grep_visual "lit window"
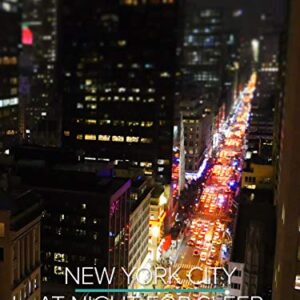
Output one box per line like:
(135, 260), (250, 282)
(295, 275), (300, 290)
(54, 253), (67, 263)
(59, 214), (64, 222)
(87, 104), (97, 110)
(63, 131), (70, 136)
(80, 217), (86, 224)
(85, 119), (97, 124)
(54, 266), (64, 276)
(160, 72), (171, 78)
(85, 95), (96, 101)
(99, 135), (110, 141)
(141, 138), (152, 144)
(112, 136), (124, 142)
(118, 40), (127, 47)
(76, 134), (83, 140)
(140, 162), (152, 167)
(0, 223), (5, 237)
(82, 203), (86, 209)
(126, 136), (139, 143)
(84, 134), (96, 141)
(77, 103), (83, 109)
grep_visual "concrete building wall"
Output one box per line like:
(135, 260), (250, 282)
(273, 0), (300, 298)
(0, 210), (41, 300)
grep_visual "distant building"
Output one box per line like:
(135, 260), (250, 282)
(182, 109), (212, 172)
(0, 189), (42, 300)
(20, 0), (59, 146)
(242, 159), (273, 190)
(0, 1), (21, 151)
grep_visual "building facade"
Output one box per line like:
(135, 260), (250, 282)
(14, 151), (131, 296)
(128, 178), (152, 274)
(20, 0), (59, 146)
(0, 1), (21, 152)
(59, 0), (180, 183)
(273, 0), (300, 298)
(0, 190), (42, 300)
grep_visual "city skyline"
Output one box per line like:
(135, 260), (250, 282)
(0, 1), (297, 300)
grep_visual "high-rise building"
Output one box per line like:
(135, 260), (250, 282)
(273, 0), (300, 298)
(180, 2), (241, 174)
(0, 1), (21, 152)
(181, 7), (225, 112)
(0, 189), (42, 300)
(20, 0), (59, 146)
(59, 0), (179, 184)
(13, 153), (131, 296)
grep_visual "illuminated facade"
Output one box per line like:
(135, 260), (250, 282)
(0, 1), (20, 151)
(20, 0), (59, 146)
(128, 178), (153, 272)
(0, 190), (42, 300)
(149, 186), (167, 261)
(59, 0), (179, 183)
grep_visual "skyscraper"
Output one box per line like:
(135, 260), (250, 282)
(273, 0), (300, 298)
(0, 1), (21, 152)
(20, 0), (59, 146)
(59, 0), (179, 183)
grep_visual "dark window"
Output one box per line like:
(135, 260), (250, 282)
(0, 248), (4, 261)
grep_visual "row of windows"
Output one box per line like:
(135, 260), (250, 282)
(0, 56), (17, 65)
(245, 176), (256, 183)
(77, 96), (157, 107)
(12, 276), (39, 300)
(122, 0), (174, 6)
(231, 283), (241, 290)
(80, 120), (154, 127)
(44, 225), (100, 240)
(84, 95), (162, 102)
(76, 134), (153, 144)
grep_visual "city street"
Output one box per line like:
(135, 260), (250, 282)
(167, 73), (257, 297)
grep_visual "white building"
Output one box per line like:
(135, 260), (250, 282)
(228, 261), (245, 297)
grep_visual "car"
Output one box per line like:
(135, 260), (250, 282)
(213, 235), (219, 241)
(193, 249), (200, 256)
(200, 251), (207, 261)
(187, 240), (195, 246)
(196, 240), (204, 248)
